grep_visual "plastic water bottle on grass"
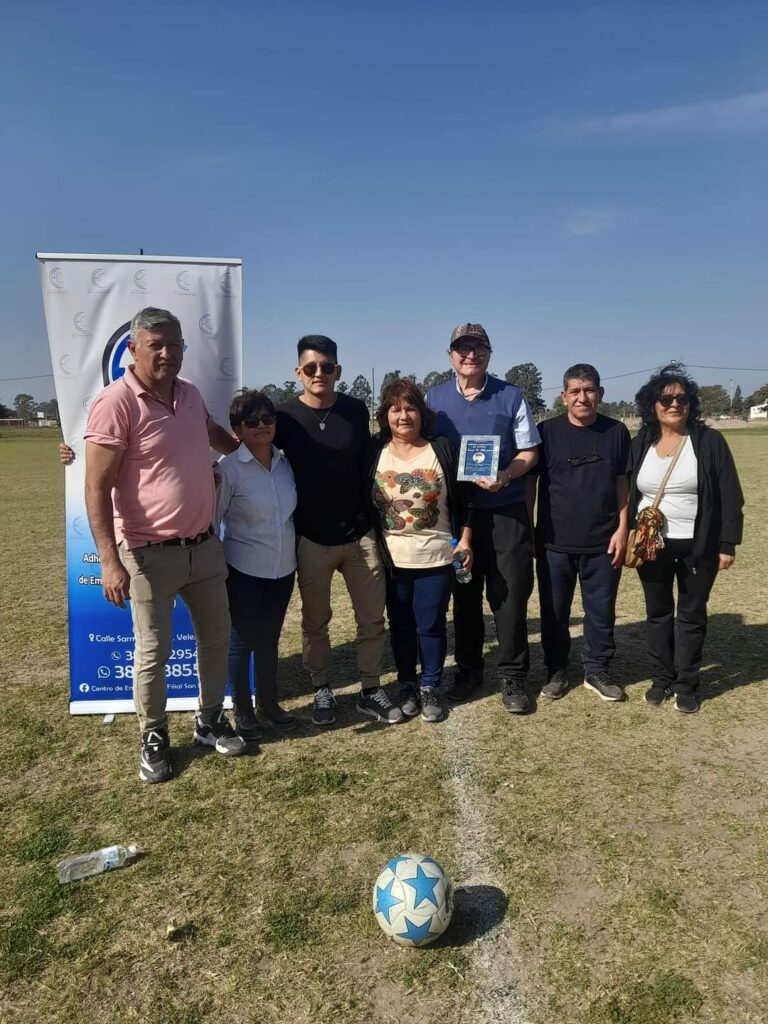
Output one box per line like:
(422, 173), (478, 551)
(450, 538), (472, 584)
(56, 843), (139, 883)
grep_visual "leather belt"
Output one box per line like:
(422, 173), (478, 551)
(145, 525), (215, 548)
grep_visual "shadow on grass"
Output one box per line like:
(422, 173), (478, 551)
(434, 883), (508, 948)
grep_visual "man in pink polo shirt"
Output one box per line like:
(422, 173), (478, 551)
(84, 306), (245, 782)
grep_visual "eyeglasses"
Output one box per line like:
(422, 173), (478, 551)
(241, 413), (276, 428)
(567, 434), (601, 467)
(657, 394), (690, 409)
(451, 343), (491, 359)
(300, 361), (337, 377)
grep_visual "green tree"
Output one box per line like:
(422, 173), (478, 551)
(336, 381), (349, 395)
(13, 393), (36, 422)
(350, 374), (372, 407)
(698, 385), (730, 418)
(731, 385), (743, 416)
(504, 363), (545, 415)
(422, 369), (452, 393)
(745, 383), (768, 410)
(37, 399), (60, 422)
(0, 401), (13, 418)
(379, 370), (401, 403)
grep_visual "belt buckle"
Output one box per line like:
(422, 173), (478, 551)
(179, 536), (190, 547)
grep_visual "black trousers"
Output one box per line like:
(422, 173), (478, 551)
(537, 549), (620, 676)
(453, 501), (533, 678)
(226, 564), (295, 711)
(637, 539), (718, 694)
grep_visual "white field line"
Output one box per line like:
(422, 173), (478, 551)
(443, 709), (531, 1024)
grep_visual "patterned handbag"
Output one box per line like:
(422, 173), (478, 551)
(625, 436), (687, 569)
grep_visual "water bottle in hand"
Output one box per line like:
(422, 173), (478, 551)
(56, 843), (139, 884)
(450, 538), (472, 584)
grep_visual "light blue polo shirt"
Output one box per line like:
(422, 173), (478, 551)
(426, 375), (540, 508)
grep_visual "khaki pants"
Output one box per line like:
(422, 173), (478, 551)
(297, 531), (385, 689)
(119, 536), (230, 733)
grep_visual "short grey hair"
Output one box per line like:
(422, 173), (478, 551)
(130, 307), (182, 345)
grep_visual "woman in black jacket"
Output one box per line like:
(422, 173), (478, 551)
(627, 366), (744, 713)
(367, 379), (473, 723)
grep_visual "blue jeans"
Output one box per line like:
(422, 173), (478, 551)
(226, 564), (295, 711)
(386, 565), (453, 690)
(537, 549), (620, 676)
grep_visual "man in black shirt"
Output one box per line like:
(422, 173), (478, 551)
(275, 336), (402, 727)
(532, 364), (630, 701)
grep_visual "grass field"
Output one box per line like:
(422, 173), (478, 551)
(2, 427), (767, 1024)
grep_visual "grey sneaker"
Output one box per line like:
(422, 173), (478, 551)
(583, 672), (624, 702)
(541, 669), (568, 700)
(356, 688), (404, 724)
(674, 692), (699, 714)
(420, 689), (445, 723)
(193, 710), (247, 756)
(398, 684), (421, 718)
(233, 706), (262, 742)
(311, 686), (336, 726)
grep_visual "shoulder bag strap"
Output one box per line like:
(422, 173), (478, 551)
(650, 436), (687, 509)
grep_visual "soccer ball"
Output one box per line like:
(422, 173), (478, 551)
(372, 853), (453, 947)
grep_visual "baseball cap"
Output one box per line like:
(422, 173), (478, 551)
(449, 323), (491, 349)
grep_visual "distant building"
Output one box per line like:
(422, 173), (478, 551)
(749, 403), (768, 420)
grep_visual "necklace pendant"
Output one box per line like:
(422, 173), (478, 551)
(319, 422), (326, 431)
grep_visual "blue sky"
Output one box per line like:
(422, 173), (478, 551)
(2, 0), (767, 409)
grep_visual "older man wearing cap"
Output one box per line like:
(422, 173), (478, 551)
(425, 324), (540, 713)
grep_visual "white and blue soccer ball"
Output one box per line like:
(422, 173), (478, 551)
(372, 853), (453, 947)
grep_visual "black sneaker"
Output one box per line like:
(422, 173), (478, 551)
(501, 676), (530, 714)
(541, 669), (568, 700)
(583, 672), (624, 702)
(311, 686), (337, 726)
(644, 685), (669, 707)
(233, 706), (262, 741)
(446, 665), (483, 703)
(193, 710), (247, 756)
(139, 727), (173, 783)
(356, 687), (404, 724)
(256, 702), (298, 732)
(674, 692), (699, 714)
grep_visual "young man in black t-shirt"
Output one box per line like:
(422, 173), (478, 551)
(531, 363), (630, 701)
(275, 336), (402, 727)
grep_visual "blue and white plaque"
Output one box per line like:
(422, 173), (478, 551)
(457, 435), (501, 481)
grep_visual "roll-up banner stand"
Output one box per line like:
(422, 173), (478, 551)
(36, 253), (243, 715)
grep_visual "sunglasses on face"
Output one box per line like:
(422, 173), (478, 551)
(241, 413), (276, 428)
(657, 394), (690, 409)
(451, 343), (490, 358)
(300, 361), (337, 377)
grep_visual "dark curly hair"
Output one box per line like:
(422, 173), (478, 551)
(376, 379), (435, 441)
(229, 389), (276, 429)
(634, 364), (702, 442)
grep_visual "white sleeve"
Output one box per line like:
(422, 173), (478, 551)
(513, 395), (541, 449)
(214, 458), (235, 531)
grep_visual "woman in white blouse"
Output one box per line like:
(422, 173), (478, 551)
(628, 367), (743, 715)
(216, 391), (298, 740)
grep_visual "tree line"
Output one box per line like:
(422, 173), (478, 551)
(5, 373), (768, 426)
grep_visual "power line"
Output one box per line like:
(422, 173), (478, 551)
(0, 373), (54, 382)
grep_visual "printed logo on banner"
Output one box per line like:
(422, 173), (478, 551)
(132, 269), (148, 292)
(101, 322), (133, 386)
(89, 268), (109, 292)
(73, 312), (91, 335)
(217, 270), (235, 296)
(176, 270), (195, 294)
(199, 314), (217, 337)
(219, 356), (237, 379)
(82, 395), (94, 412)
(72, 515), (88, 537)
(48, 266), (65, 291)
(58, 354), (73, 376)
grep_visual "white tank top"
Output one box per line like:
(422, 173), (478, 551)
(636, 436), (698, 539)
